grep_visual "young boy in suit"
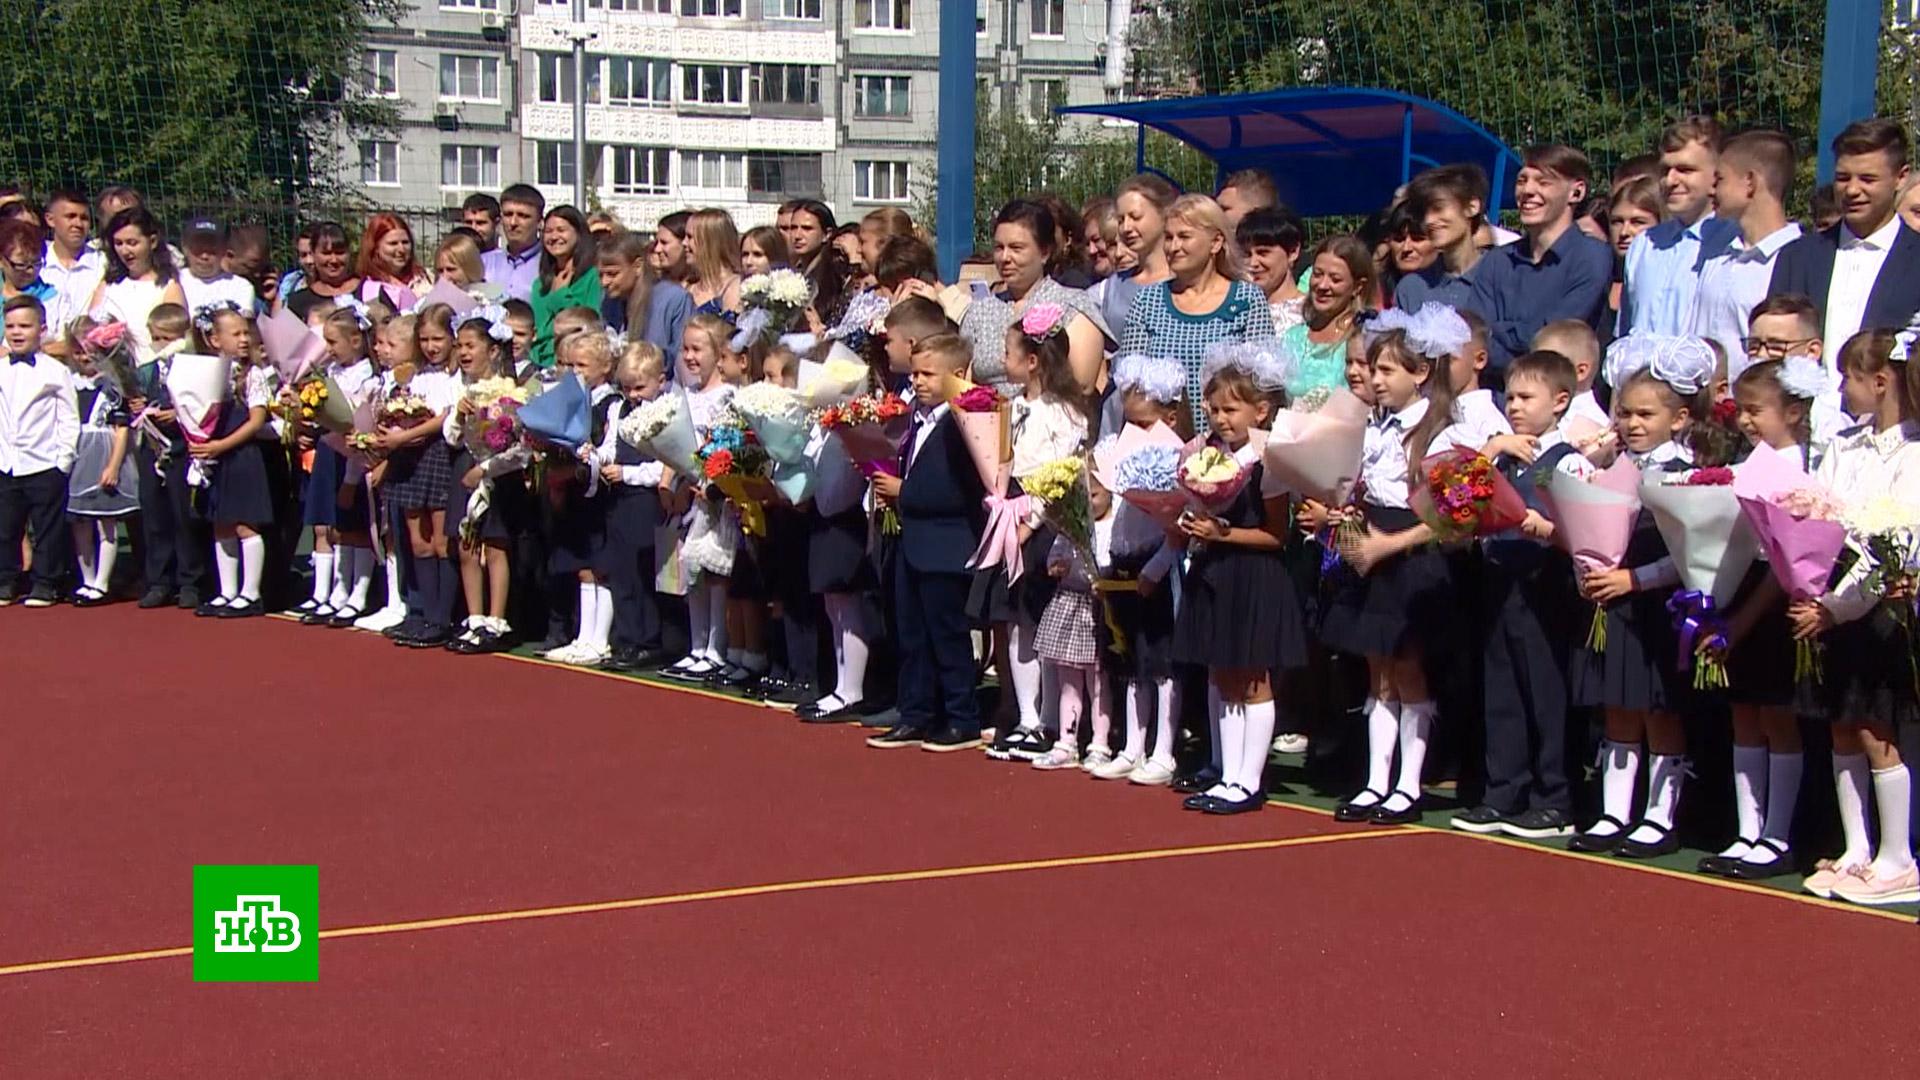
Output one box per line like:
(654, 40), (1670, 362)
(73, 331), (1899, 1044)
(0, 295), (80, 606)
(866, 332), (987, 751)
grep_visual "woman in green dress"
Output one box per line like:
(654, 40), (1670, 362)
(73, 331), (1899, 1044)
(1281, 234), (1375, 400)
(529, 206), (603, 369)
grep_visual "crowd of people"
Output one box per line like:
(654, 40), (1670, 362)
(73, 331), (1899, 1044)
(2, 113), (1918, 909)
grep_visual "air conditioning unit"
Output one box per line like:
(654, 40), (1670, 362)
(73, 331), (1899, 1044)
(433, 100), (460, 131)
(480, 11), (508, 39)
(442, 191), (467, 210)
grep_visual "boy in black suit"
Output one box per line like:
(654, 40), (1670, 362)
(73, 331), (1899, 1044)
(866, 333), (987, 752)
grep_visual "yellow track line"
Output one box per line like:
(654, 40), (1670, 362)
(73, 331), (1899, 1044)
(0, 828), (1413, 979)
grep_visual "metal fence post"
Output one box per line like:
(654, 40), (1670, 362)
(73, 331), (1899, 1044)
(1818, 0), (1883, 182)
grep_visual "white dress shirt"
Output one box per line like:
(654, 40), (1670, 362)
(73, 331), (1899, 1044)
(39, 243), (105, 340)
(1689, 222), (1802, 381)
(1442, 387), (1512, 453)
(0, 350), (80, 475)
(179, 271), (259, 318)
(1009, 394), (1088, 479)
(1359, 398), (1429, 509)
(1824, 215), (1902, 348)
(1566, 389), (1611, 433)
(1815, 420), (1920, 624)
(906, 402), (950, 474)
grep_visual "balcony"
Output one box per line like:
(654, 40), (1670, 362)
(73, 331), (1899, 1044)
(519, 14), (834, 67)
(521, 102), (833, 152)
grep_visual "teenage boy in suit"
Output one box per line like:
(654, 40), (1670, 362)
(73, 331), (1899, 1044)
(866, 332), (988, 752)
(1770, 118), (1920, 344)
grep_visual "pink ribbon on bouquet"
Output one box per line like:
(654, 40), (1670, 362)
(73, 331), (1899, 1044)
(967, 492), (1033, 584)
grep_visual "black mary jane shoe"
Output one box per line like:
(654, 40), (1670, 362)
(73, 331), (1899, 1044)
(1613, 821), (1681, 860)
(1697, 839), (1756, 878)
(1333, 789), (1389, 823)
(1566, 815), (1630, 854)
(1367, 796), (1421, 826)
(1202, 784), (1267, 816)
(325, 607), (363, 629)
(1725, 839), (1794, 880)
(1182, 788), (1229, 811)
(218, 598), (265, 618)
(1171, 769), (1220, 795)
(195, 598), (231, 618)
(300, 606), (337, 626)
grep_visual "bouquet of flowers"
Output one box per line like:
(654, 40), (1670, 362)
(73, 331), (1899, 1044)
(731, 381), (813, 464)
(376, 391), (436, 432)
(617, 390), (702, 478)
(1541, 455), (1643, 651)
(1847, 496), (1920, 611)
(1176, 440), (1255, 514)
(1092, 421), (1186, 527)
(1733, 443), (1850, 682)
(1412, 447), (1528, 542)
(948, 378), (1010, 495)
(1261, 386), (1370, 505)
(164, 353), (232, 489)
(295, 374), (355, 435)
(733, 268), (815, 352)
(80, 320), (140, 399)
(1023, 455), (1095, 565)
(796, 352), (870, 409)
(698, 404), (777, 535)
(820, 390), (912, 533)
(1642, 466), (1761, 689)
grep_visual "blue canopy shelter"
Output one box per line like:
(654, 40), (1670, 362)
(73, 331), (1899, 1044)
(1058, 87), (1520, 217)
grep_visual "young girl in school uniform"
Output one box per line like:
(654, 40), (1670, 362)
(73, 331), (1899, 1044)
(1088, 353), (1188, 786)
(541, 329), (622, 666)
(1319, 325), (1461, 825)
(64, 320), (139, 604)
(353, 314), (419, 632)
(659, 314), (738, 681)
(379, 303), (463, 647)
(296, 302), (380, 626)
(1565, 335), (1716, 857)
(1169, 348), (1304, 813)
(444, 306), (530, 655)
(981, 303), (1094, 761)
(710, 340), (774, 690)
(1030, 469), (1118, 770)
(1698, 358), (1823, 880)
(745, 344), (820, 702)
(1791, 329), (1920, 905)
(188, 301), (275, 617)
(795, 346), (885, 721)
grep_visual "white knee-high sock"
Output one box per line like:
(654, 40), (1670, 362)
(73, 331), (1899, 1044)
(1869, 764), (1915, 874)
(1122, 680), (1149, 761)
(73, 522), (99, 589)
(1087, 673), (1111, 750)
(1753, 751), (1803, 854)
(705, 581), (728, 659)
(1360, 698), (1397, 802)
(1731, 744), (1768, 843)
(1239, 699), (1276, 794)
(382, 551), (404, 611)
(1006, 620), (1043, 729)
(214, 537), (241, 600)
(1626, 754), (1687, 841)
(1212, 701), (1245, 797)
(823, 593), (868, 704)
(94, 522), (117, 590)
(238, 535), (266, 601)
(1150, 677), (1177, 766)
(1054, 666), (1083, 744)
(1597, 740), (1642, 833)
(310, 551), (334, 605)
(1206, 683), (1223, 774)
(1833, 752), (1873, 867)
(574, 582), (597, 646)
(1392, 700), (1435, 801)
(327, 547), (352, 609)
(688, 587), (712, 662)
(343, 547), (374, 611)
(586, 582), (614, 651)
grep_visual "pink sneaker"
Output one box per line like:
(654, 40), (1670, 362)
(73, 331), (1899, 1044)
(1802, 857), (1864, 899)
(1830, 863), (1920, 906)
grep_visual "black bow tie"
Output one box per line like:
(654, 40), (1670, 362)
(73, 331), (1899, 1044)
(8, 352), (34, 365)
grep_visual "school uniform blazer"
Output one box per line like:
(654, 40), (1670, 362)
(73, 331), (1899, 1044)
(896, 412), (987, 575)
(1768, 221), (1920, 333)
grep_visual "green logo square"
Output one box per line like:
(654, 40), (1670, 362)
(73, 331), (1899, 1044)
(192, 865), (318, 982)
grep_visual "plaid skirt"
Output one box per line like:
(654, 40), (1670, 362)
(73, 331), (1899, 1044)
(385, 441), (453, 512)
(1036, 586), (1099, 667)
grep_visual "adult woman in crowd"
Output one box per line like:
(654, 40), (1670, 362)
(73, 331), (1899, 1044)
(651, 210), (692, 286)
(1280, 235), (1375, 400)
(86, 207), (185, 361)
(957, 199), (1110, 399)
(1605, 175), (1661, 331)
(1033, 193), (1095, 289)
(685, 208), (742, 319)
(1117, 195), (1277, 429)
(599, 230), (692, 369)
(0, 220), (53, 308)
(1080, 196), (1119, 280)
(782, 199), (849, 333)
(285, 222), (362, 323)
(355, 213), (430, 312)
(1100, 174), (1178, 344)
(529, 205), (602, 368)
(433, 232), (500, 301)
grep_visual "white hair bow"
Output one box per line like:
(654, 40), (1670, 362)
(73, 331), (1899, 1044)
(1110, 353), (1186, 403)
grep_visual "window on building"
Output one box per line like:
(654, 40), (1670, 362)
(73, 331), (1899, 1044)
(770, 0), (821, 17)
(441, 145), (500, 189)
(976, 0), (988, 34)
(1030, 0), (1065, 37)
(439, 54), (500, 102)
(607, 0), (671, 9)
(747, 153), (823, 198)
(612, 146), (673, 195)
(361, 50), (398, 97)
(606, 57), (670, 107)
(854, 74), (911, 118)
(853, 0), (910, 31)
(750, 64), (821, 107)
(440, 0), (499, 9)
(537, 142), (578, 188)
(682, 64), (746, 106)
(680, 151), (746, 189)
(537, 53), (603, 105)
(853, 160), (911, 203)
(679, 0), (741, 14)
(359, 141), (398, 186)
(1027, 78), (1064, 120)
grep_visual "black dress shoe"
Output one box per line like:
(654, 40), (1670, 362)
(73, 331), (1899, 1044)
(406, 624), (453, 648)
(1202, 784), (1266, 815)
(195, 599), (230, 617)
(1333, 790), (1388, 823)
(176, 590), (202, 610)
(624, 648), (668, 671)
(1614, 822), (1681, 859)
(72, 590), (111, 608)
(1182, 790), (1223, 811)
(299, 607), (337, 626)
(865, 723), (928, 749)
(386, 616), (424, 641)
(326, 609), (363, 629)
(1367, 796), (1421, 825)
(1697, 839), (1756, 878)
(1725, 840), (1794, 880)
(1171, 769), (1219, 795)
(218, 598), (265, 618)
(138, 587), (173, 609)
(1566, 815), (1630, 854)
(921, 725), (983, 753)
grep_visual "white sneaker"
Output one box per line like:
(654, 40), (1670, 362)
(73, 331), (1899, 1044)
(568, 645), (611, 667)
(1128, 758), (1176, 786)
(1090, 752), (1140, 781)
(1031, 746), (1081, 770)
(545, 641), (591, 664)
(1080, 745), (1115, 772)
(1272, 733), (1310, 755)
(354, 605), (407, 633)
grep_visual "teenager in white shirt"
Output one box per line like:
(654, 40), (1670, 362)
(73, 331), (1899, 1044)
(0, 295), (80, 606)
(1690, 131), (1802, 374)
(177, 218), (258, 316)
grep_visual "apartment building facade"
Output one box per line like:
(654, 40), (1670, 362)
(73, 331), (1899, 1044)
(353, 0), (1113, 232)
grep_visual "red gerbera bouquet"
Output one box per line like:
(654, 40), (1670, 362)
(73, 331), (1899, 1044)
(820, 390), (912, 534)
(1412, 447), (1527, 541)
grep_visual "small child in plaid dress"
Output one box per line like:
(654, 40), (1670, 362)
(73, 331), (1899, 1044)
(1030, 476), (1116, 771)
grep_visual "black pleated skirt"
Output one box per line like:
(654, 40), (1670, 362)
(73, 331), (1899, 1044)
(1798, 608), (1920, 727)
(1725, 563), (1796, 708)
(1318, 504), (1455, 659)
(1172, 543), (1308, 671)
(809, 507), (874, 593)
